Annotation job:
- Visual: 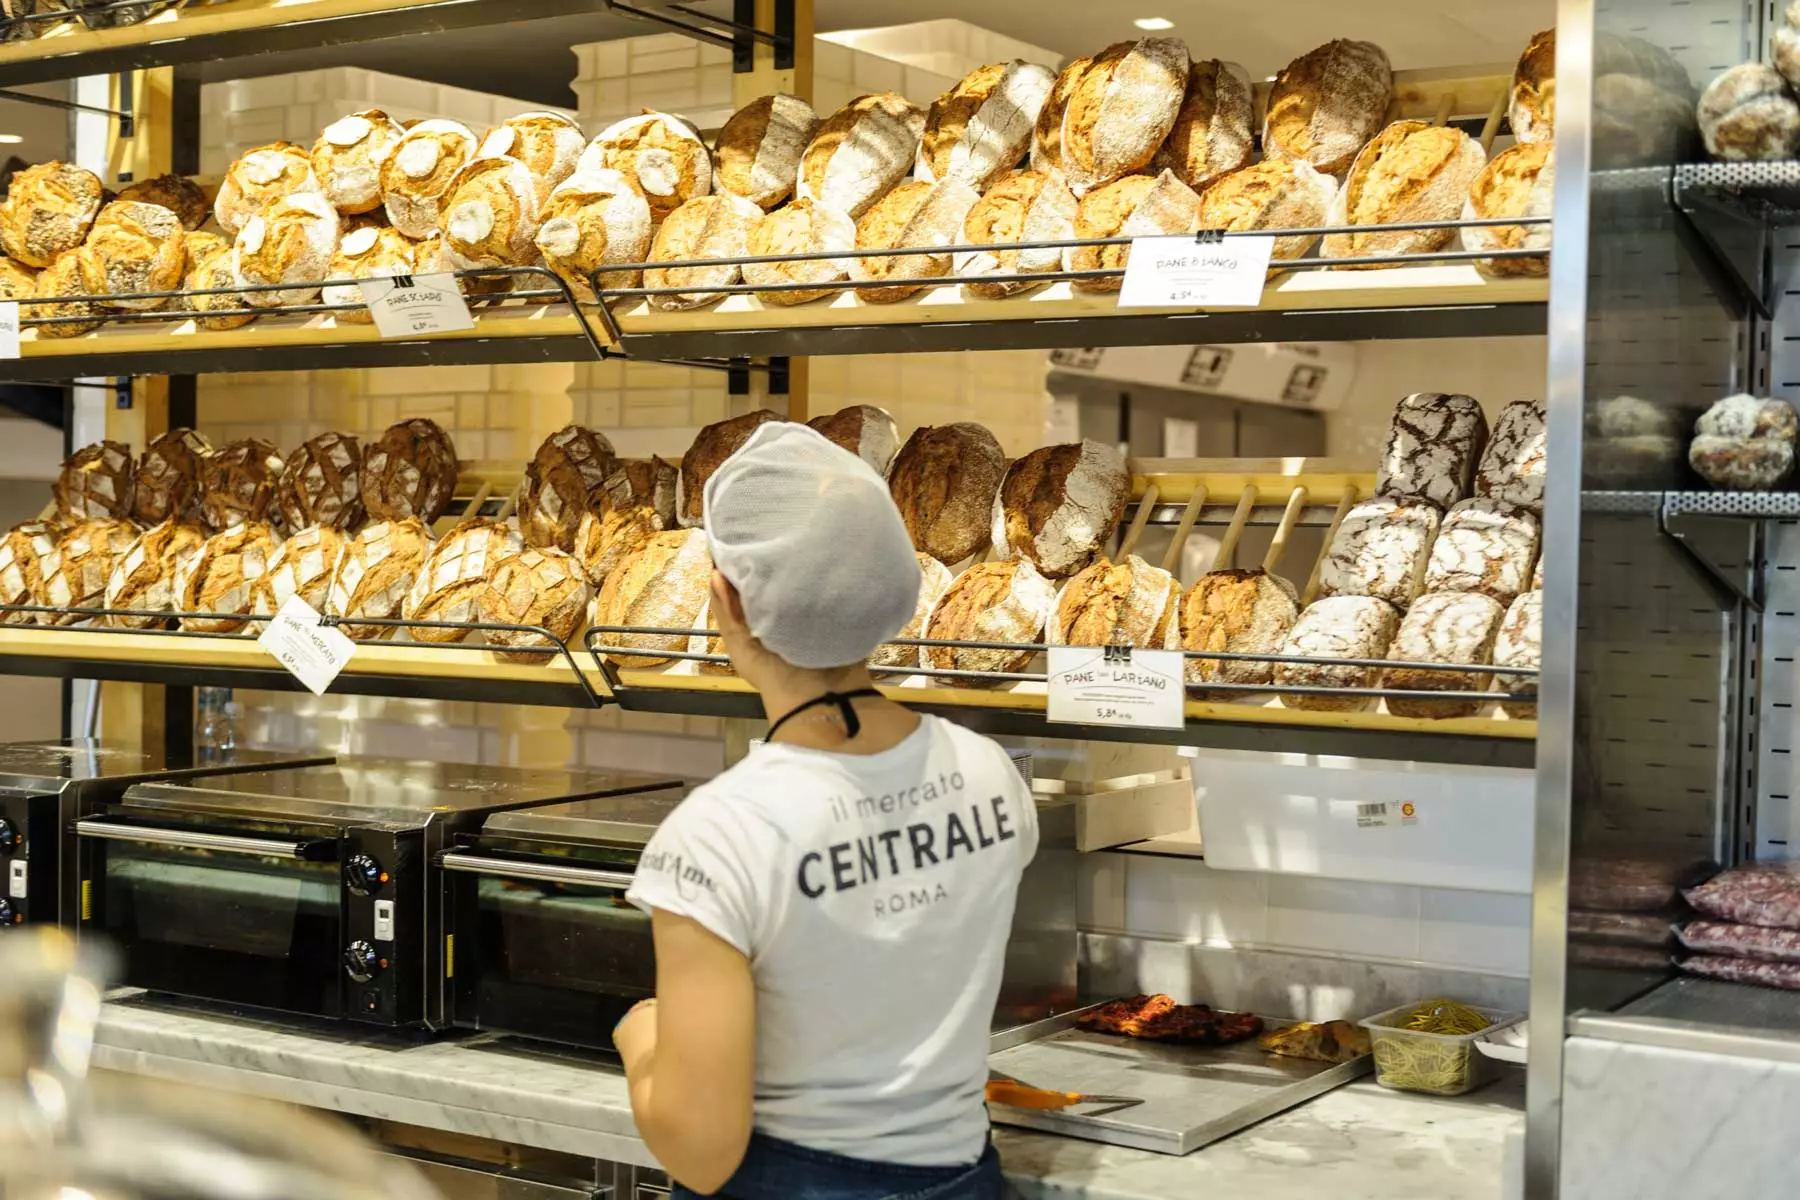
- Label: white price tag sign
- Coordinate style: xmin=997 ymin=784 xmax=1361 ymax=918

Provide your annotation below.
xmin=1046 ymin=646 xmax=1185 ymax=730
xmin=0 ymin=301 xmax=21 ymax=359
xmin=358 ymin=272 xmax=475 ymax=337
xmin=258 ymin=596 xmax=356 ymax=696
xmin=1117 ymin=234 xmax=1274 ymax=309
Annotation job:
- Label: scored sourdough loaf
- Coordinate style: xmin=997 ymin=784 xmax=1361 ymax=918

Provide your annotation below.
xmin=644 ymin=192 xmax=765 ymax=311
xmin=175 ymin=521 xmax=282 ymax=634
xmin=479 ymin=546 xmax=591 ymax=665
xmin=1197 ymin=160 xmax=1339 ymax=270
xmin=1067 ymin=170 xmax=1202 ymax=293
xmin=32 ymin=246 xmax=108 ymax=338
xmin=992 ymin=439 xmax=1131 ymax=580
xmin=105 ymin=519 xmax=207 ymax=629
xmin=799 ymin=93 xmax=925 ymax=220
xmin=921 ymin=559 xmax=1056 ymax=686
xmin=1181 ymin=567 xmax=1300 ymax=696
xmin=87 ymin=200 xmax=185 ymax=309
xmin=1050 ymin=554 xmax=1181 ymax=649
xmin=677 ymin=409 xmax=781 ymax=527
xmin=715 ymin=93 xmax=818 ymax=210
xmin=312 ymin=109 xmax=406 ymax=215
xmin=916 ymin=60 xmax=1056 ymax=192
xmin=277 ymin=431 xmax=362 ymax=531
xmin=1376 ymin=392 xmax=1490 ymax=510
xmin=199 ymin=438 xmax=284 ymax=530
xmin=584 ymin=113 xmax=713 ymax=218
xmin=521 ymin=424 xmax=618 ymax=552
xmin=37 ymin=518 xmax=139 ymax=625
xmin=327 ymin=517 xmax=433 ymax=640
xmin=249 ymin=523 xmax=347 ymax=617
xmin=1264 ymin=39 xmax=1393 ymax=177
xmin=1317 ymin=497 xmax=1442 ymax=611
xmin=535 ymin=167 xmax=652 ymax=300
xmin=1510 ymin=29 xmax=1555 ymax=145
xmin=55 ymin=440 xmax=135 ymax=522
xmin=956 ymin=170 xmax=1077 ymax=299
xmin=479 ymin=111 xmax=585 ymax=203
xmin=1464 ymin=142 xmax=1554 ymax=279
xmin=1322 ymin=121 xmax=1487 ymax=266
xmin=439 ymin=155 xmax=542 ymax=268
xmin=853 ymin=178 xmax=981 ymax=303
xmin=234 ymin=192 xmax=340 ymax=308
xmin=117 ymin=174 xmax=208 ymax=231
xmin=403 ymin=517 xmax=524 ymax=642
xmin=1059 ymin=37 xmax=1190 ymax=196
xmin=592 ymin=527 xmax=711 ymax=668
xmin=1476 ymin=398 xmax=1548 ymax=513
xmin=743 ymin=197 xmax=856 ymax=305
xmin=1422 ymin=497 xmax=1541 ymax=605
xmin=381 ymin=119 xmax=480 ymax=238
xmin=871 ymin=551 xmax=953 ymax=671
xmin=888 ymin=422 xmax=1008 ymax=565
xmin=602 ymin=456 xmax=678 ymax=527
xmin=361 ymin=417 xmax=459 ymax=524
xmin=1154 ymin=59 xmax=1255 ymax=194
xmin=1379 ymin=591 xmax=1506 ymax=719
xmin=1494 ymin=590 xmax=1541 ymax=719
xmin=1031 ymin=52 xmax=1093 ymax=175
xmin=0 ymin=522 xmax=58 ymax=624
xmin=213 ymin=142 xmax=320 ymax=237
xmin=807 ymin=405 xmax=900 ymax=476
xmin=1273 ymin=595 xmax=1402 ymax=712
xmin=132 ymin=427 xmax=212 ymax=526
xmin=322 ymin=225 xmax=416 ymax=321
xmin=3 ymin=161 xmax=103 ymax=267
xmin=573 ymin=505 xmax=662 ymax=590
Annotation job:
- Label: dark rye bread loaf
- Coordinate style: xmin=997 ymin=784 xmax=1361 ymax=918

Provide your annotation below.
xmin=677 ymin=409 xmax=782 ymax=527
xmin=888 ymin=422 xmax=1008 ymax=566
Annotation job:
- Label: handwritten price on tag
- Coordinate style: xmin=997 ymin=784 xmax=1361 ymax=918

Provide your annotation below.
xmin=1046 ymin=646 xmax=1186 ymax=730
xmin=359 ymin=272 xmax=476 ymax=338
xmin=1117 ymin=234 xmax=1275 ymax=310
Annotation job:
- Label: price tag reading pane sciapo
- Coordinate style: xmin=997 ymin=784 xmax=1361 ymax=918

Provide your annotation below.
xmin=258 ymin=596 xmax=355 ymax=696
xmin=1117 ymin=234 xmax=1274 ymax=309
xmin=1046 ymin=646 xmax=1185 ymax=730
xmin=359 ymin=272 xmax=475 ymax=337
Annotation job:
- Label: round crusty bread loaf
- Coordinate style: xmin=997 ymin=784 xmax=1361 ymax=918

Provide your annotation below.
xmin=56 ymin=439 xmax=135 ymax=522
xmin=1264 ymin=39 xmax=1394 ymax=177
xmin=808 ymin=405 xmax=900 ymax=476
xmin=189 ymin=247 xmax=257 ymax=331
xmin=584 ymin=113 xmax=713 ymax=218
xmin=956 ymin=169 xmax=1077 ymax=299
xmin=1322 ymin=121 xmax=1488 ymax=267
xmin=888 ymin=422 xmax=1007 ymax=565
xmin=327 ymin=516 xmax=432 ymax=640
xmin=479 ymin=546 xmax=590 ymax=665
xmin=381 ymin=119 xmax=479 ymax=239
xmin=234 ymin=191 xmax=340 ymax=308
xmin=742 ymin=197 xmax=855 ymax=306
xmin=249 ymin=522 xmax=346 ymax=616
xmin=38 ymin=517 xmax=139 ymax=625
xmin=1699 ymin=63 xmax=1800 ymax=162
xmin=535 ymin=167 xmax=652 ymax=300
xmin=798 ymin=93 xmax=925 ymax=220
xmin=276 ymin=431 xmax=362 ymax=531
xmin=644 ymin=192 xmax=765 ymax=311
xmin=2 ymin=161 xmax=103 ymax=267
xmin=1060 ymin=37 xmax=1190 ymax=196
xmin=0 ymin=521 xmax=57 ymax=624
xmin=677 ymin=409 xmax=782 ymax=528
xmin=1066 ymin=170 xmax=1202 ymax=294
xmin=0 ymin=257 xmax=34 ymax=300
xmin=591 ymin=527 xmax=711 ymax=668
xmin=1197 ymin=159 xmax=1339 ymax=267
xmin=853 ymin=178 xmax=981 ymax=304
xmin=200 ymin=438 xmax=284 ymax=530
xmin=1154 ymin=59 xmax=1256 ymax=194
xmin=403 ymin=517 xmax=523 ymax=642
xmin=1051 ymin=554 xmax=1181 ymax=649
xmin=1510 ymin=29 xmax=1555 ymax=145
xmin=132 ymin=427 xmax=212 ymax=526
xmin=322 ymin=224 xmax=415 ymax=322
xmin=715 ymin=93 xmax=818 ymax=210
xmin=601 ymin=456 xmax=678 ymax=527
xmin=105 ymin=518 xmax=207 ymax=629
xmin=31 ymin=246 xmax=107 ymax=338
xmin=312 ymin=109 xmax=405 ymax=215
xmin=182 ymin=230 xmax=229 ymax=275
xmin=917 ymin=60 xmax=1056 ymax=193
xmin=361 ymin=418 xmax=459 ymax=524
xmin=87 ymin=199 xmax=185 ymax=309
xmin=521 ymin=424 xmax=617 ymax=552
xmin=573 ymin=505 xmax=662 ymax=589
xmin=921 ymin=558 xmax=1056 ymax=685
xmin=992 ymin=439 xmax=1131 ymax=579
xmin=174 ymin=520 xmax=283 ymax=634
xmin=214 ymin=142 xmax=321 ymax=237
xmin=870 ymin=551 xmax=952 ymax=671
xmin=117 ymin=174 xmax=208 ymax=231
xmin=439 ymin=155 xmax=541 ymax=267
xmin=1464 ymin=142 xmax=1555 ymax=279
xmin=479 ymin=112 xmax=585 ymax=204
xmin=1180 ymin=567 xmax=1299 ymax=693
xmin=1032 ymin=53 xmax=1094 ymax=176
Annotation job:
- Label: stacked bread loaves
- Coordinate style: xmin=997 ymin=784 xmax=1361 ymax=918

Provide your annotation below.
xmin=405 ymin=518 xmax=524 ymax=642
xmin=106 ymin=519 xmax=207 ymax=629
xmin=592 ymin=528 xmax=711 ymax=668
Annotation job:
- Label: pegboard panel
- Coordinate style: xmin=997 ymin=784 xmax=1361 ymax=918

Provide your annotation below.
xmin=1595 ymin=0 xmax=1758 ymax=80
xmin=1753 ymin=521 xmax=1800 ymax=861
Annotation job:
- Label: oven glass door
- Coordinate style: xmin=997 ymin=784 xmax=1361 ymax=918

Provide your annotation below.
xmin=79 ymin=817 xmax=344 ymax=1018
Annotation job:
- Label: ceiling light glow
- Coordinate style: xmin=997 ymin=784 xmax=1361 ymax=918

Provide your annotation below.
xmin=1133 ymin=17 xmax=1174 ymax=30
xmin=0 ymin=135 xmax=22 ymax=144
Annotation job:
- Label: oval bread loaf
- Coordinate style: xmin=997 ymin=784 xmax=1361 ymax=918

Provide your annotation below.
xmin=956 ymin=169 xmax=1077 ymax=299
xmin=312 ymin=109 xmax=405 ymax=215
xmin=715 ymin=93 xmax=818 ymax=210
xmin=535 ymin=167 xmax=652 ymax=299
xmin=601 ymin=456 xmax=678 ymax=527
xmin=521 ymin=424 xmax=617 ymax=552
xmin=233 ymin=192 xmax=340 ymax=308
xmin=132 ymin=427 xmax=212 ymax=526
xmin=1265 ymin=39 xmax=1394 ymax=176
xmin=1376 ymin=391 xmax=1489 ymax=510
xmin=888 ymin=422 xmax=1008 ymax=565
xmin=87 ymin=200 xmax=185 ymax=310
xmin=38 ymin=517 xmax=139 ymax=625
xmin=1031 ymin=53 xmax=1094 ymax=176
xmin=381 ymin=119 xmax=479 ymax=238
xmin=1197 ymin=159 xmax=1338 ymax=269
xmin=807 ymin=404 xmax=900 ymax=476
xmin=1050 ymin=553 xmax=1181 ymax=649
xmin=200 ymin=438 xmax=285 ymax=531
xmin=592 ymin=527 xmax=711 ymax=667
xmin=31 ymin=246 xmax=107 ymax=338
xmin=175 ymin=521 xmax=282 ymax=634
xmin=871 ymin=551 xmax=952 ymax=671
xmin=742 ymin=197 xmax=855 ymax=305
xmin=480 ymin=546 xmax=591 ymax=665
xmin=677 ymin=409 xmax=781 ymax=527
xmin=117 ymin=174 xmax=208 ymax=231
xmin=327 ymin=517 xmax=433 ymax=640
xmin=1060 ymin=37 xmax=1190 ymax=195
xmin=644 ymin=192 xmax=765 ymax=311
xmin=439 ymin=155 xmax=541 ymax=267
xmin=480 ymin=111 xmax=584 ymax=203
xmin=1475 ymin=398 xmax=1548 ymax=513
xmin=853 ymin=178 xmax=981 ymax=303
xmin=1154 ymin=59 xmax=1255 ymax=194
xmin=799 ymin=93 xmax=925 ymax=220
xmin=1067 ymin=170 xmax=1201 ymax=294
xmin=3 ymin=161 xmax=103 ymax=267
xmin=585 ymin=113 xmax=712 ymax=217
xmin=1317 ymin=497 xmax=1441 ymax=611
xmin=214 ymin=142 xmax=320 ymax=237
xmin=106 ymin=518 xmax=207 ymax=629
xmin=401 ymin=517 xmax=523 ymax=642
xmin=917 ymin=60 xmax=1056 ymax=192
xmin=1380 ymin=591 xmax=1506 ymax=719
xmin=361 ymin=417 xmax=459 ymax=524
xmin=921 ymin=559 xmax=1056 ymax=685
xmin=1464 ymin=142 xmax=1554 ymax=279
xmin=250 ymin=523 xmax=347 ymax=617
xmin=1322 ymin=121 xmax=1487 ymax=267
xmin=322 ymin=224 xmax=415 ymax=322
xmin=1510 ymin=29 xmax=1555 ymax=145
xmin=277 ymin=431 xmax=362 ymax=531
xmin=1273 ymin=594 xmax=1401 ymax=712
xmin=56 ymin=439 xmax=135 ymax=522
xmin=992 ymin=439 xmax=1131 ymax=579
xmin=1181 ymin=567 xmax=1300 ymax=693
xmin=0 ymin=521 xmax=58 ymax=624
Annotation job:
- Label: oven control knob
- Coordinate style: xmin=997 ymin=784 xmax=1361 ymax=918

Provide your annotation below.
xmin=0 ymin=819 xmax=17 ymax=853
xmin=343 ymin=940 xmax=379 ymax=983
xmin=344 ymin=854 xmax=382 ymax=895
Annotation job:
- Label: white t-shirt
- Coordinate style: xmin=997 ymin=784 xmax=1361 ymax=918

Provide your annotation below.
xmin=626 ymin=715 xmax=1038 ymax=1167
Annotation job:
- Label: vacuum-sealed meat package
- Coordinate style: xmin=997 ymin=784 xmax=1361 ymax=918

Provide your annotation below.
xmin=1681 ymin=954 xmax=1800 ymax=991
xmin=1683 ymin=861 xmax=1800 ymax=928
xmin=1677 ymin=920 xmax=1800 ymax=963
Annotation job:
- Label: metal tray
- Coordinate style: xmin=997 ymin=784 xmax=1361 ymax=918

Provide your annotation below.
xmin=986 ymin=1025 xmax=1371 ymax=1155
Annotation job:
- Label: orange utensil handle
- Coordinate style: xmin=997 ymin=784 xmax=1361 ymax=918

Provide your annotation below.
xmin=985 ymin=1080 xmax=1083 ymax=1110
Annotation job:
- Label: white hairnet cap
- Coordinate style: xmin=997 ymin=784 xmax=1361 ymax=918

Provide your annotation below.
xmin=704 ymin=421 xmax=922 ymax=669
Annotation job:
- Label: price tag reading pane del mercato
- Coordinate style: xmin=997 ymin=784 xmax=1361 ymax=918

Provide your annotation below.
xmin=359 ymin=272 xmax=475 ymax=338
xmin=1046 ymin=646 xmax=1185 ymax=731
xmin=258 ymin=596 xmax=356 ymax=696
xmin=1117 ymin=234 xmax=1275 ymax=309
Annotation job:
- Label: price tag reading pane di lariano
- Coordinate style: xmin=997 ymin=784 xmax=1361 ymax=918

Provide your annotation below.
xmin=1046 ymin=645 xmax=1185 ymax=730
xmin=1117 ymin=233 xmax=1274 ymax=309
xmin=359 ymin=272 xmax=475 ymax=338
xmin=0 ymin=301 xmax=21 ymax=359
xmin=258 ymin=595 xmax=356 ymax=696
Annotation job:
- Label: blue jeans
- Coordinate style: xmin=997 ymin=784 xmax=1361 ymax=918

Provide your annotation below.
xmin=670 ymin=1132 xmax=1007 ymax=1200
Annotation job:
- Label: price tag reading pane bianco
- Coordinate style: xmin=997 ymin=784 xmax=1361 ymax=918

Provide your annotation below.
xmin=258 ymin=596 xmax=356 ymax=696
xmin=1117 ymin=234 xmax=1275 ymax=309
xmin=359 ymin=272 xmax=475 ymax=338
xmin=1046 ymin=646 xmax=1185 ymax=730
xmin=0 ymin=301 xmax=21 ymax=359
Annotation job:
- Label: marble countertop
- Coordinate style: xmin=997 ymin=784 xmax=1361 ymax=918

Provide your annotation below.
xmin=93 ymin=997 xmax=1522 ymax=1200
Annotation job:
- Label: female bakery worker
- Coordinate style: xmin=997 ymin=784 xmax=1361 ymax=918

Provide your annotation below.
xmin=615 ymin=422 xmax=1039 ymax=1200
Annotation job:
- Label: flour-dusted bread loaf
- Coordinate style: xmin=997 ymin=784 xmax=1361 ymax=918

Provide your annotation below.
xmin=1689 ymin=393 xmax=1800 ymax=489
xmin=312 ymin=109 xmax=405 ymax=215
xmin=871 ymin=551 xmax=952 ymax=671
xmin=715 ymin=93 xmax=818 ymax=210
xmin=1274 ymin=595 xmax=1401 ymax=711
xmin=677 ymin=409 xmax=781 ymax=527
xmin=3 ymin=160 xmax=103 ymax=266
xmin=398 ymin=517 xmax=522 ymax=642
xmin=249 ymin=522 xmax=347 ymax=618
xmin=214 ymin=142 xmax=320 ymax=237
xmin=87 ymin=199 xmax=185 ymax=308
xmin=410 ymin=230 xmax=514 ymax=298
xmin=480 ymin=111 xmax=584 ymax=204
xmin=1376 ymin=392 xmax=1489 ymax=510
xmin=522 ymin=424 xmax=617 ymax=551
xmin=1265 ymin=40 xmax=1393 ymax=177
xmin=1196 ymin=160 xmax=1339 ymax=271
xmin=276 ymin=431 xmax=362 ymax=531
xmin=179 ymin=229 xmax=227 ymax=279
xmin=807 ymin=405 xmax=900 ymax=476
xmin=573 ymin=505 xmax=661 ymax=590
xmin=1322 ymin=122 xmax=1487 ymax=266
xmin=601 ymin=456 xmax=678 ymax=527
xmin=889 ymin=421 xmax=1008 ymax=565
xmin=381 ymin=119 xmax=480 ymax=238
xmin=1318 ymin=497 xmax=1441 ymax=611
xmin=1154 ymin=58 xmax=1255 ymax=194
xmin=1423 ymin=498 xmax=1540 ymax=604
xmin=1181 ymin=567 xmax=1300 ymax=694
xmin=0 ymin=521 xmax=57 ymax=625
xmin=644 ymin=191 xmax=765 ymax=311
xmin=956 ymin=170 xmax=1077 ymax=299
xmin=105 ymin=518 xmax=206 ymax=629
xmin=1050 ymin=553 xmax=1181 ymax=649
xmin=1059 ymin=37 xmax=1189 ymax=196
xmin=853 ymin=178 xmax=981 ymax=303
xmin=199 ymin=438 xmax=283 ymax=531
xmin=917 ymin=60 xmax=1056 ymax=192
xmin=1066 ymin=170 xmax=1202 ymax=294
xmin=175 ymin=521 xmax=282 ymax=634
xmin=922 ymin=559 xmax=1056 ymax=685
xmin=535 ymin=167 xmax=653 ymax=300
xmin=1380 ymin=591 xmax=1506 ymax=719
xmin=233 ymin=192 xmax=340 ymax=308
xmin=117 ymin=174 xmax=208 ymax=231
xmin=993 ymin=440 xmax=1130 ymax=579
xmin=1464 ymin=142 xmax=1554 ymax=279
xmin=1031 ymin=53 xmax=1092 ymax=175
xmin=583 ymin=112 xmax=712 ymax=219
xmin=188 ymin=247 xmax=256 ymax=331
xmin=56 ymin=439 xmax=135 ymax=522
xmin=477 ymin=546 xmax=590 ymax=664
xmin=31 ymin=246 xmax=107 ymax=338
xmin=322 ymin=224 xmax=415 ymax=322
xmin=439 ymin=155 xmax=541 ymax=267
xmin=1700 ymin=64 xmax=1800 ymax=162
xmin=0 ymin=257 xmax=34 ymax=300
xmin=592 ymin=527 xmax=711 ymax=668
xmin=1511 ymin=29 xmax=1556 ymax=145
xmin=37 ymin=517 xmax=138 ymax=625
xmin=132 ymin=427 xmax=212 ymax=526
xmin=327 ymin=517 xmax=432 ymax=640
xmin=361 ymin=417 xmax=459 ymax=524
xmin=743 ymin=196 xmax=855 ymax=305
xmin=799 ymin=93 xmax=925 ymax=220
xmin=1494 ymin=589 xmax=1542 ymax=718
xmin=1476 ymin=398 xmax=1549 ymax=513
